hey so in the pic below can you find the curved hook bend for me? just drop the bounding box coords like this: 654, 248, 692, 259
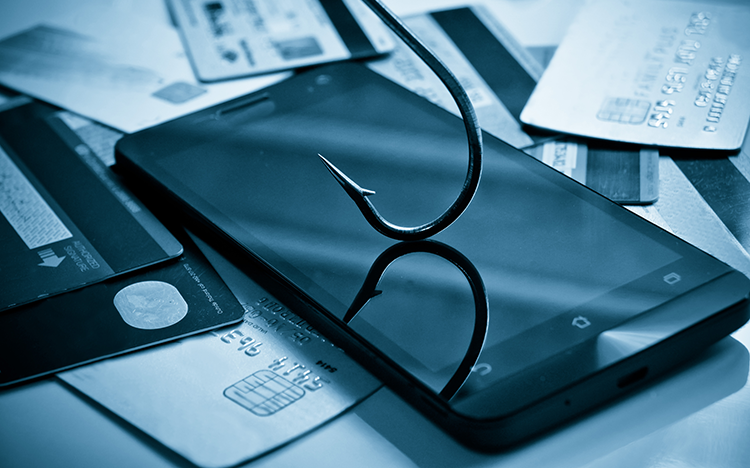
319, 0, 483, 241
342, 240, 489, 400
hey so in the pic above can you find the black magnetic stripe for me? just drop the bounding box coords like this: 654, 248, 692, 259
430, 7, 538, 123
320, 0, 377, 58
673, 158, 750, 250
0, 102, 167, 272
586, 145, 641, 202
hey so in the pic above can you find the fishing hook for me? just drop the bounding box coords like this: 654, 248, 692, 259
319, 0, 483, 241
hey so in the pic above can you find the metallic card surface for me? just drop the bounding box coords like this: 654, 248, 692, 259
627, 155, 750, 280
669, 127, 750, 258
59, 233, 381, 468
521, 0, 750, 151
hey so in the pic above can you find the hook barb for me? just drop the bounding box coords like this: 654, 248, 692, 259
319, 0, 483, 241
318, 154, 376, 198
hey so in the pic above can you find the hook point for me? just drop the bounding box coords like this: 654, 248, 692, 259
318, 154, 376, 197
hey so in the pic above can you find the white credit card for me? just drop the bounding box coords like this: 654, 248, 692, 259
170, 0, 395, 82
521, 0, 750, 151
59, 233, 381, 468
0, 9, 290, 133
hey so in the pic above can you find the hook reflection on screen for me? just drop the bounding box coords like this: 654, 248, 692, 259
343, 240, 489, 400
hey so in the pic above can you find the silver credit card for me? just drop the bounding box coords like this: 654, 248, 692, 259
59, 233, 381, 468
521, 0, 750, 151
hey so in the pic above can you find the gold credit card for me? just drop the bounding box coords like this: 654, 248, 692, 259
521, 0, 750, 151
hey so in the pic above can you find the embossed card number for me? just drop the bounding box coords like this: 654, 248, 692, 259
520, 0, 750, 150
59, 293, 379, 467
215, 298, 344, 415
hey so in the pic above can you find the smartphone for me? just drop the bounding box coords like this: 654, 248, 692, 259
115, 62, 750, 450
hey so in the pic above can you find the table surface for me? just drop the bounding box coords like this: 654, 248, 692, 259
1, 1, 750, 467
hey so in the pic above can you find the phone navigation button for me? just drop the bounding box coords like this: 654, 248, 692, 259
571, 316, 591, 329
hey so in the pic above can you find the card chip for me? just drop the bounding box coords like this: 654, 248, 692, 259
224, 370, 305, 416
152, 82, 207, 104
273, 37, 323, 61
597, 97, 650, 124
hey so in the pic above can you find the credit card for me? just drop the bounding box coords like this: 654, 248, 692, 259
0, 227, 245, 386
0, 13, 291, 133
59, 233, 381, 468
521, 0, 750, 151
169, 0, 395, 82
525, 139, 659, 204
0, 100, 182, 312
365, 6, 658, 203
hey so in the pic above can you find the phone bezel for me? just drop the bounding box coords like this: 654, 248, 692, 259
115, 62, 750, 449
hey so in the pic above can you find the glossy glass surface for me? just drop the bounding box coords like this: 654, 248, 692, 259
2, 0, 750, 466
147, 64, 725, 396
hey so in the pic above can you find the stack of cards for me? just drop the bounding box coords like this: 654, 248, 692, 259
0, 100, 182, 313
59, 233, 381, 468
521, 0, 750, 152
516, 0, 750, 273
0, 99, 246, 386
0, 10, 291, 133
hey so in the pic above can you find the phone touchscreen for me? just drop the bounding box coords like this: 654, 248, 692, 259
120, 63, 735, 409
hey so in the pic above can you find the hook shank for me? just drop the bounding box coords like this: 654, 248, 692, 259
320, 0, 483, 241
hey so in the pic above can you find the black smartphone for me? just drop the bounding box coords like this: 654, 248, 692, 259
115, 62, 750, 450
